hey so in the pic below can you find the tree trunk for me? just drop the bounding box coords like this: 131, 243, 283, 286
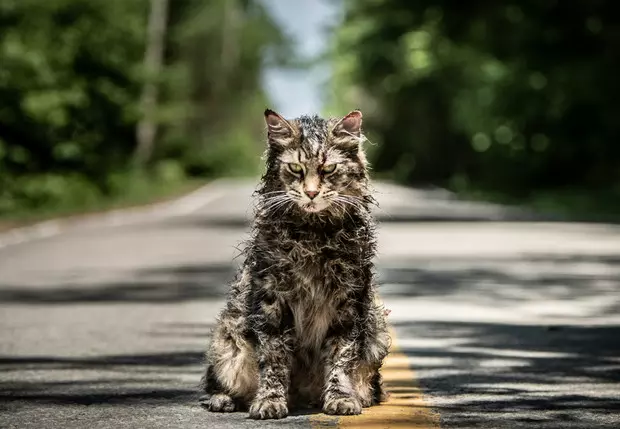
215, 0, 239, 94
135, 0, 169, 167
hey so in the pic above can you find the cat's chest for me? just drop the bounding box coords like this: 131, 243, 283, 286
290, 294, 336, 351
281, 235, 359, 271
287, 264, 345, 351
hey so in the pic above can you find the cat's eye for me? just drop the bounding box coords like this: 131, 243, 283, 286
321, 164, 337, 174
288, 163, 303, 174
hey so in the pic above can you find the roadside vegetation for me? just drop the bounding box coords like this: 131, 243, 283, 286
0, 0, 293, 225
327, 0, 620, 221
2, 0, 618, 226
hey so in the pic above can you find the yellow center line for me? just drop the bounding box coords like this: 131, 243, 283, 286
310, 327, 440, 428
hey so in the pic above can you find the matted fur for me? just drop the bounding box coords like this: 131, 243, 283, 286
200, 109, 391, 420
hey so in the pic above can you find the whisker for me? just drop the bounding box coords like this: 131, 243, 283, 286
332, 199, 357, 223
339, 194, 368, 207
264, 196, 294, 214
262, 195, 288, 205
333, 196, 364, 211
275, 201, 294, 215
261, 196, 291, 213
263, 201, 289, 213
261, 190, 287, 196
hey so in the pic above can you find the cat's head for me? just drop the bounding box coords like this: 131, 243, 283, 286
261, 109, 371, 216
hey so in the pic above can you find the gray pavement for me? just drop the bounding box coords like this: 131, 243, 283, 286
0, 179, 619, 428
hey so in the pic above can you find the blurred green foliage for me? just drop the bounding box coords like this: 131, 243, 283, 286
0, 0, 292, 216
328, 0, 620, 205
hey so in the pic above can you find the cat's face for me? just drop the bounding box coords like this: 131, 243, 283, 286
264, 110, 369, 215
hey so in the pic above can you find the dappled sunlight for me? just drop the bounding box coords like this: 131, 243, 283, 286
378, 250, 620, 322
391, 320, 619, 428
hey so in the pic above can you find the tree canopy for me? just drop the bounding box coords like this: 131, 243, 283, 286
328, 0, 620, 200
0, 0, 292, 214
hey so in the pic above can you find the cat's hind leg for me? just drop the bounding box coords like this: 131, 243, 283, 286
355, 297, 392, 407
322, 334, 364, 415
200, 364, 238, 412
201, 316, 258, 412
352, 365, 388, 408
322, 309, 391, 414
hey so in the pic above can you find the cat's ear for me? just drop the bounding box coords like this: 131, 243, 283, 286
332, 110, 363, 139
331, 110, 364, 153
264, 109, 294, 146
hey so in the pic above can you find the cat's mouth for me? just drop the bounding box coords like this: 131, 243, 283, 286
302, 202, 326, 213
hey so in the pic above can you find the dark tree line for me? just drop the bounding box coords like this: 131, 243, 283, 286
328, 0, 620, 200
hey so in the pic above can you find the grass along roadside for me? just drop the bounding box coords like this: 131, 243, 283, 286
0, 177, 209, 233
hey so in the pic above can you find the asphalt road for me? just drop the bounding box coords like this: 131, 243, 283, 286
0, 179, 618, 429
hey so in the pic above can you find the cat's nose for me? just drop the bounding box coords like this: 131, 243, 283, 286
305, 190, 319, 200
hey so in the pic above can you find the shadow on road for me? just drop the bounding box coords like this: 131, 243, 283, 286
388, 320, 620, 429
375, 251, 620, 427
379, 252, 620, 317
0, 252, 618, 310
0, 249, 618, 428
0, 326, 211, 408
0, 264, 236, 303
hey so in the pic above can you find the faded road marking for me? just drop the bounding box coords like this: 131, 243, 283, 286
0, 181, 222, 250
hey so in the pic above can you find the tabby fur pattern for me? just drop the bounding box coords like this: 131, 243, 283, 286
200, 109, 391, 420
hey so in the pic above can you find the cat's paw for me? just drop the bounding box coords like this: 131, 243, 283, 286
249, 398, 288, 419
360, 395, 373, 408
323, 396, 362, 415
201, 393, 237, 412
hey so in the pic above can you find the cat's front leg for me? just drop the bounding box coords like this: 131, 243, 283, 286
247, 298, 294, 420
248, 331, 293, 419
322, 330, 363, 415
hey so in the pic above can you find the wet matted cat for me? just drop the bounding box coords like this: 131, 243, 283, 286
200, 109, 391, 420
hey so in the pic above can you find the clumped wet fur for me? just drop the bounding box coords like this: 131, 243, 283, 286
200, 109, 391, 419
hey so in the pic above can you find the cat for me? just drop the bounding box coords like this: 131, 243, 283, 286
200, 109, 391, 420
